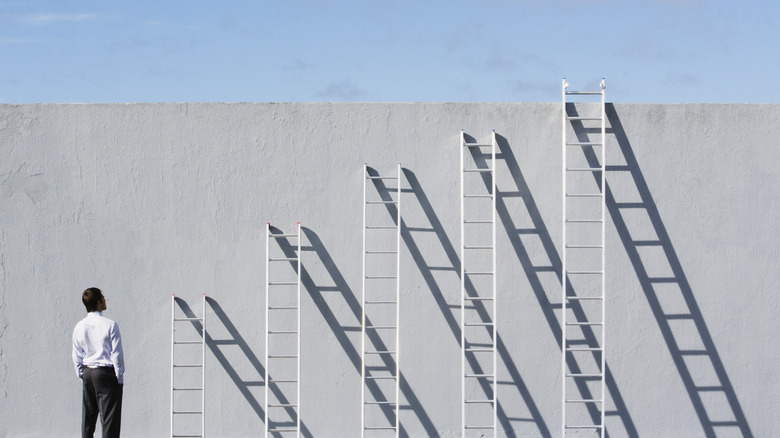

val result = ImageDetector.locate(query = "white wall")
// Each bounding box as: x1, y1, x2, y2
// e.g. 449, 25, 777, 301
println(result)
0, 102, 777, 437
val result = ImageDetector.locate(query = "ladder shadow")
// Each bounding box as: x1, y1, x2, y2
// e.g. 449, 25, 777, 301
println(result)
590, 105, 754, 437
398, 164, 550, 437
273, 225, 439, 437
484, 133, 638, 437
175, 296, 313, 437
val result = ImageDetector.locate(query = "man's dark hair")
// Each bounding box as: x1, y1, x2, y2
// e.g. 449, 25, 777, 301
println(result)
82, 287, 104, 312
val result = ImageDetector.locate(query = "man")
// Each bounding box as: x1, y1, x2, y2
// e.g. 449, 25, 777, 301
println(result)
72, 287, 125, 438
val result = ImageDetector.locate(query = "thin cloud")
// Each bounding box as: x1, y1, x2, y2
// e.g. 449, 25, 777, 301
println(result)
17, 13, 99, 25
317, 79, 366, 100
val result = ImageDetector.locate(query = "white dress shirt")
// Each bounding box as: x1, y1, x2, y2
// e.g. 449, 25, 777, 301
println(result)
72, 311, 125, 384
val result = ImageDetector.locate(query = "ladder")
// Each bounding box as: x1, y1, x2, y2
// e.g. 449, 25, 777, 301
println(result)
361, 163, 401, 437
265, 223, 302, 437
561, 78, 606, 437
170, 294, 206, 438
460, 131, 497, 437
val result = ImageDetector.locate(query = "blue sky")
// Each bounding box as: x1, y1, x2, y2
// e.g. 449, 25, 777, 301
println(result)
2, 0, 777, 103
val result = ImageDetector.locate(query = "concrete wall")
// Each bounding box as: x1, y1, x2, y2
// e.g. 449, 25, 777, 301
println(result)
0, 102, 777, 437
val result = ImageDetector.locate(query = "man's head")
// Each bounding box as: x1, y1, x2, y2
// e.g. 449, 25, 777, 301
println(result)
82, 287, 106, 313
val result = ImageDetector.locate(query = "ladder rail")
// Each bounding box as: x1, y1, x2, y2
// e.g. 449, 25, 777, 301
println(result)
459, 132, 466, 436
395, 163, 401, 435
297, 222, 302, 438
599, 78, 607, 435
170, 294, 175, 438
265, 223, 270, 438
361, 164, 367, 437
491, 131, 498, 433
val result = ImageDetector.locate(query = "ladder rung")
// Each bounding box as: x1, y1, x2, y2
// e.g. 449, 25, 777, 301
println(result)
364, 300, 397, 304
268, 282, 299, 286
567, 271, 603, 275
566, 373, 603, 378
566, 91, 602, 95
464, 322, 494, 326
364, 427, 397, 430
463, 194, 493, 198
268, 355, 298, 359
464, 297, 494, 301
365, 325, 397, 330
565, 193, 602, 198
566, 322, 603, 326
463, 245, 493, 249
365, 376, 397, 380
174, 318, 203, 322
465, 374, 494, 378
463, 220, 493, 224
365, 250, 398, 254
566, 347, 603, 351
566, 296, 602, 301
269, 234, 298, 238
565, 425, 603, 429
566, 219, 603, 223
566, 168, 602, 172
463, 143, 492, 147
365, 350, 396, 355
463, 168, 493, 173
366, 176, 398, 180
269, 330, 298, 334
567, 116, 601, 121
464, 400, 494, 404
365, 275, 398, 279
464, 348, 494, 352
173, 387, 203, 391
269, 258, 298, 261
566, 399, 603, 403
268, 403, 298, 407
464, 271, 493, 276
173, 341, 203, 345
566, 244, 603, 248
173, 411, 203, 414
267, 429, 298, 433
269, 306, 297, 310
172, 435, 203, 438
366, 226, 397, 229
465, 426, 495, 429
268, 379, 299, 383
365, 401, 396, 405
567, 142, 603, 146
366, 201, 398, 204
173, 364, 203, 368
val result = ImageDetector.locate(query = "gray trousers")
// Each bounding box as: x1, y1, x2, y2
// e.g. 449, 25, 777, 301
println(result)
82, 366, 123, 438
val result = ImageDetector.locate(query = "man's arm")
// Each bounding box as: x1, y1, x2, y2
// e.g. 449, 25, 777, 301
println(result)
110, 322, 125, 384
72, 328, 84, 379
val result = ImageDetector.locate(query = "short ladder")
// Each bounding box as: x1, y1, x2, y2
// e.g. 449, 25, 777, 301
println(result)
170, 294, 206, 438
265, 223, 302, 437
460, 131, 497, 437
361, 163, 401, 437
561, 78, 607, 437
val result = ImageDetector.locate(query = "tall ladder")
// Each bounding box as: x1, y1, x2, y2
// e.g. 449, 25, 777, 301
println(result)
265, 223, 302, 437
361, 163, 401, 437
460, 131, 497, 437
561, 78, 606, 437
170, 294, 206, 438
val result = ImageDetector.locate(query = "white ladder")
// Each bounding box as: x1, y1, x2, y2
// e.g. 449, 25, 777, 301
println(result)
170, 294, 206, 438
561, 78, 606, 437
265, 223, 302, 437
460, 131, 497, 437
361, 163, 401, 437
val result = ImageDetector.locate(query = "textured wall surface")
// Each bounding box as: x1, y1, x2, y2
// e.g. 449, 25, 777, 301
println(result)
0, 102, 777, 437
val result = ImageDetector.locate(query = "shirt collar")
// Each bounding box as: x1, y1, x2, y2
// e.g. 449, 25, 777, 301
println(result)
89, 311, 103, 317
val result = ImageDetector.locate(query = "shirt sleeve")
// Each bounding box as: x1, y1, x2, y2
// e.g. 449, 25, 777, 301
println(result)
110, 322, 125, 384
72, 327, 84, 379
